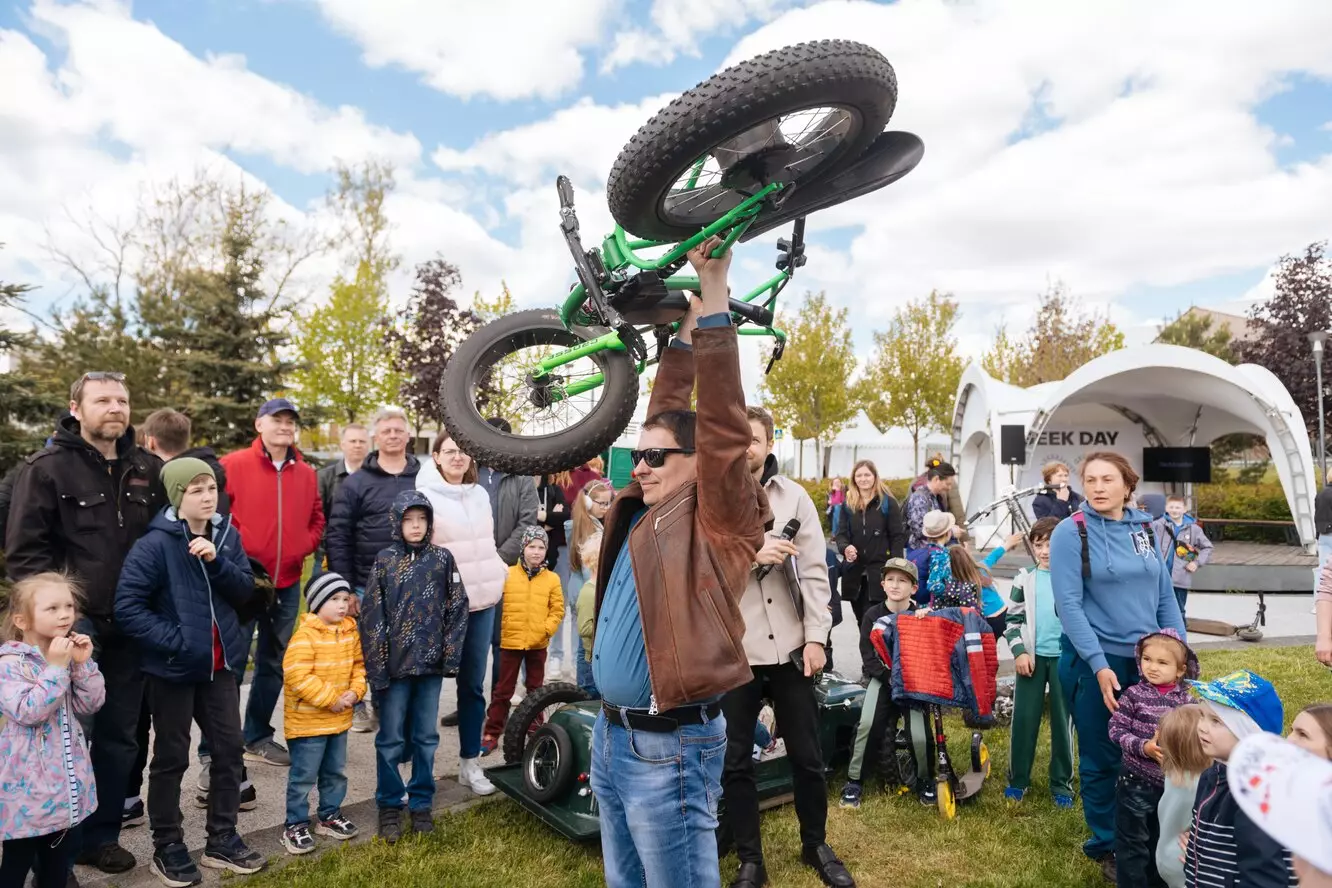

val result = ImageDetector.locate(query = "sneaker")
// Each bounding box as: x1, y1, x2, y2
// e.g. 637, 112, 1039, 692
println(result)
352, 702, 378, 733
839, 781, 862, 809
150, 843, 201, 887
1053, 793, 1075, 809
917, 786, 937, 807
1096, 852, 1117, 884
459, 757, 497, 795
195, 781, 257, 810
243, 738, 291, 766
378, 807, 403, 844
75, 842, 136, 874
480, 735, 498, 756
122, 797, 146, 828
440, 709, 459, 727
1004, 786, 1026, 803
280, 823, 316, 856
410, 808, 434, 834
315, 814, 359, 840
200, 833, 265, 874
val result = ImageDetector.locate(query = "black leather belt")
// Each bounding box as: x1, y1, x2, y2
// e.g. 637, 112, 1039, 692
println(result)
602, 701, 722, 733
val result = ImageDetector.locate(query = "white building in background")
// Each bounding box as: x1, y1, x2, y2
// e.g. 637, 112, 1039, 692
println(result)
783, 410, 950, 481
950, 344, 1316, 550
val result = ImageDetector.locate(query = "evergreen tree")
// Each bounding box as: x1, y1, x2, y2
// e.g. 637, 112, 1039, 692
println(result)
0, 253, 56, 472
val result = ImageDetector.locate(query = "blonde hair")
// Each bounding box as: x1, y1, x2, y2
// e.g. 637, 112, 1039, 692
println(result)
1158, 704, 1210, 786
588, 456, 605, 475
2, 572, 83, 642
1041, 461, 1070, 484
846, 460, 888, 512
579, 532, 603, 577
569, 479, 613, 573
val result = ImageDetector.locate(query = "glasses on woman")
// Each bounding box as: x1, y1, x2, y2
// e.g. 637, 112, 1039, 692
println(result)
437, 449, 465, 459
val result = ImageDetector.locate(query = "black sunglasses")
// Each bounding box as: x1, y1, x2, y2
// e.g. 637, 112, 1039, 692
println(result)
631, 447, 695, 469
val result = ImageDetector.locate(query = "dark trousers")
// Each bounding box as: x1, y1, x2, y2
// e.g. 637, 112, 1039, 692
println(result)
242, 582, 301, 747
484, 648, 547, 739
75, 615, 144, 852
1060, 637, 1140, 860
0, 829, 78, 888
128, 697, 151, 800
721, 662, 827, 864
1115, 773, 1166, 888
146, 673, 244, 849
1173, 586, 1189, 622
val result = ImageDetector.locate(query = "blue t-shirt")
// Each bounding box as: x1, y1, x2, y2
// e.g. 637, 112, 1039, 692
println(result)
592, 511, 652, 709
1033, 568, 1061, 657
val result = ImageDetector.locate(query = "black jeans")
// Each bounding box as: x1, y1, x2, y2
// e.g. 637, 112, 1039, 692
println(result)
0, 829, 78, 888
721, 662, 827, 864
146, 674, 244, 849
1115, 772, 1166, 888
75, 615, 144, 851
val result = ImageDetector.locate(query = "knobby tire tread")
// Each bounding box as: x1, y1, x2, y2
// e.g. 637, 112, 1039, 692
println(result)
502, 681, 591, 765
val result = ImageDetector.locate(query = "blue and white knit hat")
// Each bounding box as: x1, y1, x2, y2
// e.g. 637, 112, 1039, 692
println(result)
305, 572, 352, 616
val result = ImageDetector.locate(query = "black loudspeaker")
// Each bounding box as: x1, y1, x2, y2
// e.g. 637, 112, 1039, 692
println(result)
1000, 425, 1026, 465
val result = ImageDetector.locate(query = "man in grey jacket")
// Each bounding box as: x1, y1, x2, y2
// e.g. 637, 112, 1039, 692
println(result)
720, 407, 854, 888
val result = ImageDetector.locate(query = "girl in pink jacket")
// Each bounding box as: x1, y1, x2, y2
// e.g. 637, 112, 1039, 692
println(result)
0, 572, 106, 887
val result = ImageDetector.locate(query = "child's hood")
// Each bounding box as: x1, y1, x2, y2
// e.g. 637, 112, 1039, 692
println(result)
0, 640, 44, 665
1136, 627, 1200, 680
151, 507, 230, 540
390, 489, 434, 547
298, 613, 356, 636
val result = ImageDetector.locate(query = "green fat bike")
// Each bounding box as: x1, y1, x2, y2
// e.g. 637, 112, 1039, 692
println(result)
440, 39, 924, 475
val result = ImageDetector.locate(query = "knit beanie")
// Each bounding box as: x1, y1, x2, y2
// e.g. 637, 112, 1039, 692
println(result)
163, 457, 215, 512
521, 525, 549, 549
305, 572, 352, 617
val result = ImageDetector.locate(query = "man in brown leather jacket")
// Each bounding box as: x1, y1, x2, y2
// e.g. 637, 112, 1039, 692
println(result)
590, 236, 767, 888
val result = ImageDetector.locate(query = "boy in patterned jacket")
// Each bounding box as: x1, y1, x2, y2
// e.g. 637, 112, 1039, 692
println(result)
280, 571, 366, 855
359, 490, 468, 844
1108, 628, 1200, 888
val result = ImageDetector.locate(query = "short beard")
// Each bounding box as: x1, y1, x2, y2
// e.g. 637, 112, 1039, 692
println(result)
88, 420, 125, 443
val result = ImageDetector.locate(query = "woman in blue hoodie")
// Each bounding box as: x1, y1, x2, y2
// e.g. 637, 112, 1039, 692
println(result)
1050, 451, 1185, 881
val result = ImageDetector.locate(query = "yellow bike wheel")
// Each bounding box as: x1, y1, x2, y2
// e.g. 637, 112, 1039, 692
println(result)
936, 779, 956, 819
979, 742, 990, 779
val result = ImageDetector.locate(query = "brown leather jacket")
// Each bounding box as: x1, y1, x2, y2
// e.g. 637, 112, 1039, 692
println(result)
594, 326, 769, 712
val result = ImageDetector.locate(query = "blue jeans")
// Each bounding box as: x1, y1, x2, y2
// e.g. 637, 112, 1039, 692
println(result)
1060, 636, 1140, 860
590, 709, 727, 888
375, 676, 443, 810
243, 582, 301, 747
285, 732, 349, 826
548, 546, 573, 662
457, 606, 496, 760
575, 636, 599, 699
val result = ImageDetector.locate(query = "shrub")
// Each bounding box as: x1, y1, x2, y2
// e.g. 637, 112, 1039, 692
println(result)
1193, 480, 1294, 543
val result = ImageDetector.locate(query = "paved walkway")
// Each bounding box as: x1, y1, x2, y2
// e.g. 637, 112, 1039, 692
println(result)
74, 589, 1320, 885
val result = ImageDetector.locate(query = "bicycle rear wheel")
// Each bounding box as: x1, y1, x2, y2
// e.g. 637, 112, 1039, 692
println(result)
439, 309, 639, 475
607, 39, 898, 242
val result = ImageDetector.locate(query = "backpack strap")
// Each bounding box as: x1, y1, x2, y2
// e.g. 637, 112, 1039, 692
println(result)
1071, 512, 1091, 579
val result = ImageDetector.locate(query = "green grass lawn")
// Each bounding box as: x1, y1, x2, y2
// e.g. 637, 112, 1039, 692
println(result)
246, 645, 1332, 888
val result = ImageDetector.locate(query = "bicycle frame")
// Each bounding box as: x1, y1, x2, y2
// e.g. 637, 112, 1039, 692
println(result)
535, 182, 793, 398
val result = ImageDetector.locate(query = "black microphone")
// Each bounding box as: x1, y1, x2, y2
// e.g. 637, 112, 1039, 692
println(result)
756, 518, 801, 581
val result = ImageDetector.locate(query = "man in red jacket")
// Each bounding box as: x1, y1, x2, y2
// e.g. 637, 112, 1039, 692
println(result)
219, 398, 324, 766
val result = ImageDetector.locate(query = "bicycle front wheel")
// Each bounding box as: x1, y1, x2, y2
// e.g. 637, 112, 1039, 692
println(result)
439, 309, 639, 475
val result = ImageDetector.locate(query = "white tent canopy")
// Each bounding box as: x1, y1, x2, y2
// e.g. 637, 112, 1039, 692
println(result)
950, 345, 1316, 548
788, 410, 950, 480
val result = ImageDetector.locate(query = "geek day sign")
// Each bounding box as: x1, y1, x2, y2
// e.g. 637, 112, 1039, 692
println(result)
1018, 423, 1149, 489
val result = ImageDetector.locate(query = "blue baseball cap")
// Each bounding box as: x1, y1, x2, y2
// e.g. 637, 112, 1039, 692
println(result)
1189, 670, 1284, 735
257, 398, 300, 420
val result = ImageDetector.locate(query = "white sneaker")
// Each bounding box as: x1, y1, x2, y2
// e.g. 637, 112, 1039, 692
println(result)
459, 757, 496, 796
546, 657, 562, 680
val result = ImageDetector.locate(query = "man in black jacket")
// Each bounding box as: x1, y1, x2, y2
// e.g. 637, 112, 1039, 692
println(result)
5, 372, 164, 875
315, 423, 368, 567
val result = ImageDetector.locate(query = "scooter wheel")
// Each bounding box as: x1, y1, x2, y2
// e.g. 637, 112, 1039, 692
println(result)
971, 733, 991, 779
1237, 627, 1264, 642
936, 778, 957, 820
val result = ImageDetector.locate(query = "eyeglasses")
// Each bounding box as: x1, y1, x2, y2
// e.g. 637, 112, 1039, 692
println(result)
437, 449, 465, 459
631, 447, 695, 469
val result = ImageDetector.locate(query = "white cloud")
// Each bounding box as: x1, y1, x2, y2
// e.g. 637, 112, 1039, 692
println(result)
602, 0, 800, 73
310, 0, 618, 101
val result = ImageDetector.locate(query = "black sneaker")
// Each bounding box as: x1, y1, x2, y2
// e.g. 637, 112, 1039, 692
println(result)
281, 823, 316, 856
150, 844, 201, 888
839, 781, 862, 809
439, 710, 459, 727
195, 781, 257, 810
75, 843, 136, 874
122, 797, 146, 828
410, 808, 434, 834
200, 833, 266, 874
917, 786, 937, 807
315, 814, 359, 840
378, 807, 403, 844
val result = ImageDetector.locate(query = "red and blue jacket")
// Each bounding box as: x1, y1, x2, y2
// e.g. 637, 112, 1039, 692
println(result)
869, 607, 999, 724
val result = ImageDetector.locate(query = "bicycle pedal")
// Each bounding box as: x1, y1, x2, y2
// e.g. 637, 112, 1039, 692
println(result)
618, 325, 648, 363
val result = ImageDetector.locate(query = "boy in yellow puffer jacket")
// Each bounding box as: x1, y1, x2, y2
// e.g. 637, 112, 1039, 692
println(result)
280, 572, 366, 855
482, 526, 564, 753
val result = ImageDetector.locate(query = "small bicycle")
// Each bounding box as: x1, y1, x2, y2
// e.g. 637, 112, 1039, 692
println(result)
440, 39, 924, 475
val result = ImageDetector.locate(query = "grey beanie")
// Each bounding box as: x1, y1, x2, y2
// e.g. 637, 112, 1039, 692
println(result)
304, 572, 351, 617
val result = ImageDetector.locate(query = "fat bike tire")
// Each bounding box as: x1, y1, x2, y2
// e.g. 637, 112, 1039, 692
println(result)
606, 39, 898, 242
440, 309, 638, 476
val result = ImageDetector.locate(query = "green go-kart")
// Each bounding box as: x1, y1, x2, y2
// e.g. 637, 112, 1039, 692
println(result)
440, 39, 923, 475
486, 675, 867, 843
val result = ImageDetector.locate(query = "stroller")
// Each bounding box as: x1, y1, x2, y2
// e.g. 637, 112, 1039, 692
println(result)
870, 607, 999, 818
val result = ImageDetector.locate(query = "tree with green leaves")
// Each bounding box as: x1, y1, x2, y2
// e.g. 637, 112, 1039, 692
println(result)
981, 280, 1125, 386
1155, 309, 1236, 362
860, 291, 965, 469
0, 251, 57, 472
760, 291, 859, 478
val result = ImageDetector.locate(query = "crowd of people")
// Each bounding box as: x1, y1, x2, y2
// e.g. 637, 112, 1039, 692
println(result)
0, 235, 1329, 888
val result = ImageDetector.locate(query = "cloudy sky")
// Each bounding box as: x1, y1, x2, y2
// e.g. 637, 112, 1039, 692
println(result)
2, 0, 1331, 374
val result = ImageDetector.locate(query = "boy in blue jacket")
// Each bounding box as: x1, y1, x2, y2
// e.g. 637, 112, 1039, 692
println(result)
116, 458, 265, 886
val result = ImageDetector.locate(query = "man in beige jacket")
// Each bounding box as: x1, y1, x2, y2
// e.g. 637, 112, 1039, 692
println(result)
720, 406, 854, 888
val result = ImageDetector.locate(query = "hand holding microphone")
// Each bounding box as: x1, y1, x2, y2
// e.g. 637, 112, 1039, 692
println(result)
755, 519, 801, 580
